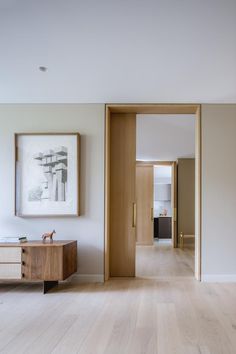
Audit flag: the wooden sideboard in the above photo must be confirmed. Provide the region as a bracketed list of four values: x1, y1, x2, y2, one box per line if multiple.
[0, 240, 77, 293]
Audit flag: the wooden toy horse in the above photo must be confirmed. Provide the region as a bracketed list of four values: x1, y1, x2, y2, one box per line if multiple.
[42, 230, 56, 242]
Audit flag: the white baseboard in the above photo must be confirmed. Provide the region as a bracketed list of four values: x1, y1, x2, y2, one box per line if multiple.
[202, 274, 236, 282]
[68, 273, 104, 283]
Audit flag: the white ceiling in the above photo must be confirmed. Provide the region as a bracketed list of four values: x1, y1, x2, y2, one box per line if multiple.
[1, 0, 236, 103]
[136, 114, 195, 161]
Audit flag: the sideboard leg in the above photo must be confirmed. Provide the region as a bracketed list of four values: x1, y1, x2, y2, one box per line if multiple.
[43, 280, 58, 294]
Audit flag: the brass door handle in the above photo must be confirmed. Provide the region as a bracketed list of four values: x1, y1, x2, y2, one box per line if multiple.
[151, 207, 154, 221]
[180, 232, 184, 249]
[132, 203, 137, 228]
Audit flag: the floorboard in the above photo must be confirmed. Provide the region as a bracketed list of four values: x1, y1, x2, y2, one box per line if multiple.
[0, 243, 236, 354]
[136, 240, 194, 278]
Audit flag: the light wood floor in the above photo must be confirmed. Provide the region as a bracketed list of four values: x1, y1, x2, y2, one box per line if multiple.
[1, 244, 236, 354]
[136, 240, 194, 278]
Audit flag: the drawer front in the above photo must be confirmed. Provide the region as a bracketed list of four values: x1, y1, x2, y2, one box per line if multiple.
[0, 264, 22, 279]
[0, 247, 21, 263]
[22, 246, 62, 280]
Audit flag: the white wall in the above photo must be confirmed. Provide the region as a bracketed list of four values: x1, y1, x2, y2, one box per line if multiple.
[0, 104, 105, 282]
[202, 104, 236, 281]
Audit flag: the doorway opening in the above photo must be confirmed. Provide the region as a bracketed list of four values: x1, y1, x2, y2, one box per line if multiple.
[105, 104, 201, 281]
[135, 112, 196, 278]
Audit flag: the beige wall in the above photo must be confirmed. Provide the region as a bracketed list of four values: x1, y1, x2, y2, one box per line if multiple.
[177, 158, 195, 238]
[0, 104, 105, 282]
[1, 104, 236, 282]
[202, 104, 236, 280]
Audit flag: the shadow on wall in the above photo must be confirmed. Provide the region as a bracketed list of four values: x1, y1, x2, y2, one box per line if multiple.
[79, 134, 86, 216]
[76, 243, 104, 275]
[79, 134, 99, 218]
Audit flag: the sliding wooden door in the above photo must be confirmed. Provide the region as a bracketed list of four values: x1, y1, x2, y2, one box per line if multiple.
[110, 113, 136, 276]
[171, 162, 177, 247]
[136, 165, 154, 245]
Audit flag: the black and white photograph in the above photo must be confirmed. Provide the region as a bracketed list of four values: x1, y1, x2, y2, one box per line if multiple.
[15, 133, 80, 216]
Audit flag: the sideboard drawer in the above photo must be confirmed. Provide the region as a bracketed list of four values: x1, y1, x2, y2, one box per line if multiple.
[0, 247, 21, 263]
[0, 264, 22, 279]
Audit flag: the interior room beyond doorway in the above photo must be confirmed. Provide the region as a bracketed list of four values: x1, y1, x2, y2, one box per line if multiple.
[135, 114, 195, 278]
[154, 165, 172, 241]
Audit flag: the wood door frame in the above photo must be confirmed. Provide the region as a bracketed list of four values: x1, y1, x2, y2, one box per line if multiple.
[136, 161, 176, 246]
[105, 104, 201, 281]
[136, 161, 174, 166]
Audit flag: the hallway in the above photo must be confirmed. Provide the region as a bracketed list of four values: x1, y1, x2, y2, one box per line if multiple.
[136, 241, 194, 278]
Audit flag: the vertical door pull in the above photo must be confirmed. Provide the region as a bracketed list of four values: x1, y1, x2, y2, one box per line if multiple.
[132, 203, 137, 228]
[151, 207, 154, 221]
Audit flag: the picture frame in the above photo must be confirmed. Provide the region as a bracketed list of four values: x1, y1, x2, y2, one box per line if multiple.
[15, 133, 80, 217]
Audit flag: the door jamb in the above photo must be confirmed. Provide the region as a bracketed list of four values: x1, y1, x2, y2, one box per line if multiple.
[105, 104, 201, 281]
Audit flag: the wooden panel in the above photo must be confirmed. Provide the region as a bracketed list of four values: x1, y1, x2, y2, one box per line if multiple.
[107, 104, 199, 115]
[105, 106, 110, 281]
[0, 247, 21, 263]
[110, 113, 136, 276]
[22, 246, 63, 281]
[0, 264, 21, 279]
[136, 161, 174, 167]
[63, 241, 77, 279]
[195, 107, 201, 280]
[171, 162, 177, 247]
[177, 158, 195, 238]
[136, 165, 154, 245]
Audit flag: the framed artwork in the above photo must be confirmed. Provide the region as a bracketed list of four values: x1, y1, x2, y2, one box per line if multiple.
[15, 133, 80, 217]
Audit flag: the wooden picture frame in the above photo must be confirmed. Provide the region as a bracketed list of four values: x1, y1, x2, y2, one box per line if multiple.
[15, 133, 80, 217]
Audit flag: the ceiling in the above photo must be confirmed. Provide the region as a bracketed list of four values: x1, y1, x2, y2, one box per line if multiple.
[136, 114, 195, 161]
[1, 0, 236, 103]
